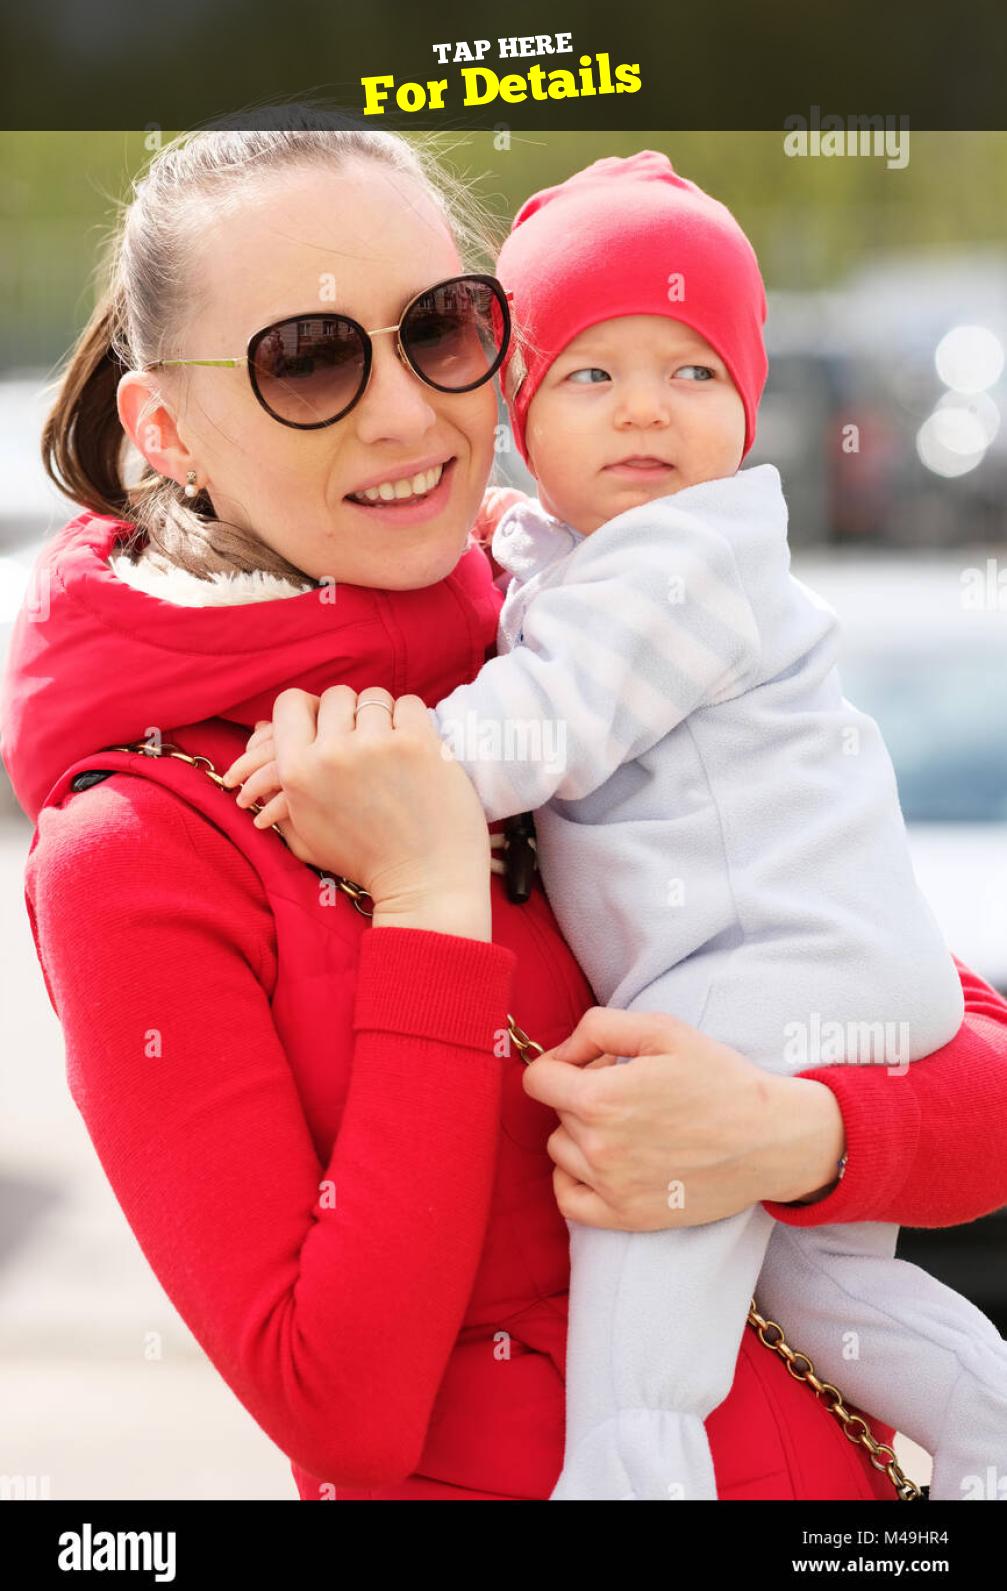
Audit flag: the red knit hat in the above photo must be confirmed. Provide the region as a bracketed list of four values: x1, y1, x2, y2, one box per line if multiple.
[497, 150, 768, 469]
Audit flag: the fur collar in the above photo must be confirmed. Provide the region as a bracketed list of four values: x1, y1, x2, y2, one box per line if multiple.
[107, 545, 315, 607]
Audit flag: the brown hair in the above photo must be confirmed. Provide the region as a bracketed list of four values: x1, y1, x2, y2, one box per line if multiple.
[41, 115, 505, 583]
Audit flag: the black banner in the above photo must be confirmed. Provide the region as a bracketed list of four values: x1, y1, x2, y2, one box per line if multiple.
[0, 1495, 1003, 1585]
[0, 0, 1004, 131]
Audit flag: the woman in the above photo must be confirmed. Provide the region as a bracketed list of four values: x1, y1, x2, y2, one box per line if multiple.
[3, 125, 1007, 1503]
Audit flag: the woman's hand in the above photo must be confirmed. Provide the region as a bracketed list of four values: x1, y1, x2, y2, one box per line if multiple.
[220, 686, 492, 920]
[523, 1004, 846, 1231]
[222, 715, 303, 847]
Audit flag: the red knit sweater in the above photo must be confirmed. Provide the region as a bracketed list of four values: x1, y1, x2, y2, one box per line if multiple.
[24, 776, 1007, 1496]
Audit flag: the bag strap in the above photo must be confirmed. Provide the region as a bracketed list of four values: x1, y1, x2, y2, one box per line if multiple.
[745, 1299, 925, 1499]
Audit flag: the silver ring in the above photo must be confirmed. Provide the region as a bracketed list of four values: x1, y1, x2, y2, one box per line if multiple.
[355, 698, 393, 718]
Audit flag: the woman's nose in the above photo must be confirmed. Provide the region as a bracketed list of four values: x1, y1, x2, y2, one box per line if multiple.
[352, 330, 438, 442]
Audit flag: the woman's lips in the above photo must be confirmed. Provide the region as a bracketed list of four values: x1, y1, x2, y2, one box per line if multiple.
[343, 457, 457, 525]
[603, 459, 675, 479]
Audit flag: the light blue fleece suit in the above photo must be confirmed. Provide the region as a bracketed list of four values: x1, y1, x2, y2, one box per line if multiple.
[428, 463, 1007, 1500]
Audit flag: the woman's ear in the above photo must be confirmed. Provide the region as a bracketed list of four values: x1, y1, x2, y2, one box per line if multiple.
[116, 369, 196, 490]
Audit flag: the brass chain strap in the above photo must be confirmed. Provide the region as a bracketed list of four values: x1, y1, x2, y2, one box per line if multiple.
[103, 738, 530, 911]
[746, 1300, 923, 1499]
[100, 738, 922, 1501]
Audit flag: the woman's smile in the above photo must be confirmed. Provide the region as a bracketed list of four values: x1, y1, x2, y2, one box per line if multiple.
[342, 454, 458, 526]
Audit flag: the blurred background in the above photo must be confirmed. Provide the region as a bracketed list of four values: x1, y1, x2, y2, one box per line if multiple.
[1, 130, 1005, 1499]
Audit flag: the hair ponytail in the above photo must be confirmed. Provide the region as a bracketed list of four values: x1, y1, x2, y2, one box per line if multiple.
[41, 280, 135, 520]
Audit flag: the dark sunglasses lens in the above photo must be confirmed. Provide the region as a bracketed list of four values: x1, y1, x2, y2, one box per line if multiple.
[250, 317, 366, 424]
[401, 279, 507, 391]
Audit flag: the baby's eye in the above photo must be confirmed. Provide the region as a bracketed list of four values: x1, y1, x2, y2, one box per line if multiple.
[674, 364, 715, 381]
[566, 366, 611, 384]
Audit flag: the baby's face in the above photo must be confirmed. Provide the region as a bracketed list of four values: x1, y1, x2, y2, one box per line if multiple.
[523, 315, 748, 537]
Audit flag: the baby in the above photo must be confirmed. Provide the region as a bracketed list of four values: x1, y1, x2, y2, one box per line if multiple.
[231, 153, 1007, 1500]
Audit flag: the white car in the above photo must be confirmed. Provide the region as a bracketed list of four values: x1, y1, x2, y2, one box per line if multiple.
[792, 553, 1007, 993]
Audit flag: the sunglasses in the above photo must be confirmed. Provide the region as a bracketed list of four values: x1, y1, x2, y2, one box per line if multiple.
[143, 273, 512, 430]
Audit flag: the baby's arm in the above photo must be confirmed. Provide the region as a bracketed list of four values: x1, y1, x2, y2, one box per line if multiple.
[468, 484, 532, 586]
[428, 504, 764, 821]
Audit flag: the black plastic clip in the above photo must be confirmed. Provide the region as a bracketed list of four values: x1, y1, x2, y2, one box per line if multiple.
[502, 810, 537, 904]
[70, 770, 114, 792]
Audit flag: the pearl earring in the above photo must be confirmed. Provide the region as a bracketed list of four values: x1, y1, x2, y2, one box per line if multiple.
[183, 470, 198, 499]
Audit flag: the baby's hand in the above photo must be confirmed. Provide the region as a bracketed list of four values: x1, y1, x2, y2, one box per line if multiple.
[221, 719, 291, 831]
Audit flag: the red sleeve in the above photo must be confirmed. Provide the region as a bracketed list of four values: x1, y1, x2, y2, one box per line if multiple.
[764, 957, 1007, 1230]
[24, 774, 516, 1487]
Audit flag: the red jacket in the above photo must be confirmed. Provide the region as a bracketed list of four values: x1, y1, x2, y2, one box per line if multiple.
[3, 502, 1007, 1501]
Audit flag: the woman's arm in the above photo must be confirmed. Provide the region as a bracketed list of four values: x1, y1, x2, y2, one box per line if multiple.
[25, 774, 516, 1488]
[765, 957, 1007, 1229]
[525, 976, 1007, 1235]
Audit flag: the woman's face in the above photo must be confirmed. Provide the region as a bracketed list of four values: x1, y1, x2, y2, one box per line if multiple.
[117, 161, 499, 590]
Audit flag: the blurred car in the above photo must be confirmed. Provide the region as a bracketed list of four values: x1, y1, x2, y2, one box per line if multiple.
[792, 552, 1007, 994]
[0, 372, 81, 813]
[0, 539, 47, 818]
[792, 551, 1007, 1328]
[0, 374, 77, 552]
